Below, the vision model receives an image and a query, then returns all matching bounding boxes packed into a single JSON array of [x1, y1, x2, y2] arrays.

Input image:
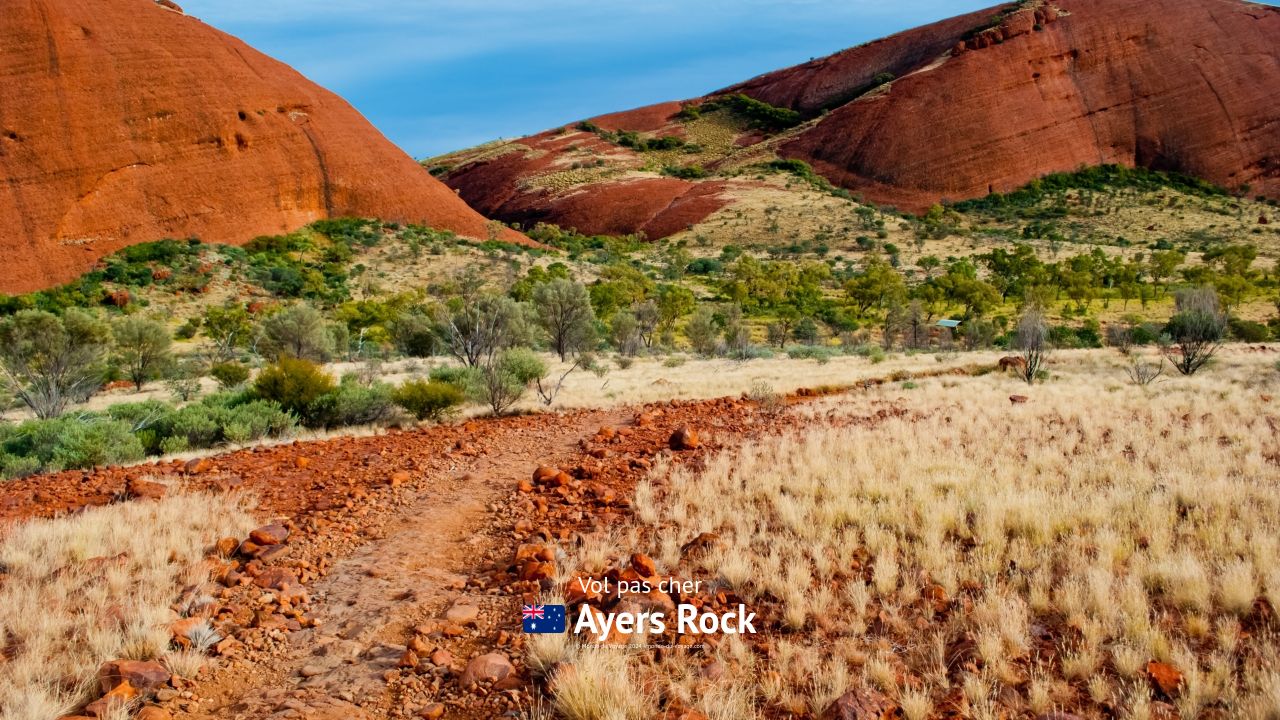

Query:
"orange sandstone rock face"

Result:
[[780, 0, 1280, 212], [0, 0, 527, 293], [442, 0, 1280, 231]]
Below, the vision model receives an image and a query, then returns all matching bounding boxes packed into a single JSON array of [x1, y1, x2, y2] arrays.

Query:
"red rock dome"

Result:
[[0, 0, 529, 293], [439, 0, 1280, 233]]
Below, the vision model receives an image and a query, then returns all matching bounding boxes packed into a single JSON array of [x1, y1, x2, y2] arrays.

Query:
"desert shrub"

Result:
[[390, 311, 438, 357], [0, 452, 41, 479], [1229, 318, 1270, 342], [429, 365, 481, 391], [104, 395, 293, 454], [392, 379, 466, 422], [1105, 324, 1133, 353], [0, 416, 144, 477], [165, 377, 202, 402], [174, 318, 201, 340], [167, 404, 222, 448], [1163, 287, 1227, 375], [309, 376, 398, 428], [787, 345, 837, 364], [113, 316, 173, 391], [0, 309, 113, 419], [1129, 322, 1163, 346], [1048, 324, 1102, 349], [210, 361, 250, 389], [705, 93, 802, 131], [793, 317, 821, 345], [532, 279, 597, 361], [662, 165, 708, 180], [685, 258, 723, 275], [252, 357, 336, 421], [473, 348, 546, 415]]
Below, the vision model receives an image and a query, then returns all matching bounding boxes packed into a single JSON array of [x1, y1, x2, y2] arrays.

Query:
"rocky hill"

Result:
[[0, 0, 527, 294], [433, 0, 1280, 239]]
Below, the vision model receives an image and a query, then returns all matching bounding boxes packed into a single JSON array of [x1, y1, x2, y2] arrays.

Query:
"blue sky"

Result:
[[182, 1, 997, 159]]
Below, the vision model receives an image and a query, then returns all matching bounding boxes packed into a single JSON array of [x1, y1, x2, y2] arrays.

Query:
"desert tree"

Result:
[[609, 311, 642, 357], [767, 305, 801, 349], [437, 295, 528, 368], [685, 307, 719, 356], [531, 279, 596, 362], [655, 285, 696, 335], [1162, 287, 1226, 376], [259, 304, 334, 362], [0, 309, 112, 419], [202, 304, 253, 361], [1014, 306, 1049, 385], [633, 300, 660, 349], [113, 315, 173, 391], [722, 304, 752, 359]]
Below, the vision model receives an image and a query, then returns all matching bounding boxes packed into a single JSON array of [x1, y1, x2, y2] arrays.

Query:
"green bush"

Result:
[[167, 397, 294, 450], [0, 416, 144, 477], [429, 365, 481, 391], [786, 345, 837, 363], [1129, 322, 1163, 346], [309, 376, 398, 428], [705, 93, 802, 131], [662, 165, 708, 180], [392, 379, 466, 421], [210, 361, 251, 389], [252, 357, 337, 422], [472, 348, 547, 415], [686, 258, 723, 275], [0, 452, 41, 479], [1229, 318, 1271, 342]]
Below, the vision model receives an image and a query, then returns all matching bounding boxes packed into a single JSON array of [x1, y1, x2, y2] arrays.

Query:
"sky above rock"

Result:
[[181, 0, 1000, 158]]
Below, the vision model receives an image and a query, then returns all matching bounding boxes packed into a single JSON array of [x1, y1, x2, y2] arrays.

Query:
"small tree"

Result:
[[722, 305, 752, 359], [532, 279, 597, 361], [685, 307, 718, 356], [438, 295, 528, 368], [113, 315, 173, 391], [1162, 287, 1226, 376], [610, 312, 642, 357], [259, 304, 334, 362], [474, 347, 546, 415], [0, 309, 112, 419], [1015, 307, 1049, 385], [203, 304, 253, 361]]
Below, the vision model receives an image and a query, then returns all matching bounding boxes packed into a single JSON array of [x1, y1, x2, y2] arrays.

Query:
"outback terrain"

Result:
[[1, 0, 1279, 719], [2, 349, 1278, 720]]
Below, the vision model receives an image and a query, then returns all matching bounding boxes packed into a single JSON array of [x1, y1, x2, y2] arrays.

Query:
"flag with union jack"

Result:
[[522, 603, 566, 633]]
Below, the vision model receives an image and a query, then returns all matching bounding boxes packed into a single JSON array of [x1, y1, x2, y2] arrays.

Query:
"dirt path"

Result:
[[188, 408, 631, 719]]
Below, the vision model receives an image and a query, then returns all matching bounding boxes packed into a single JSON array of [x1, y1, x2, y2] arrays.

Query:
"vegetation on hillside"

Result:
[[0, 167, 1277, 478]]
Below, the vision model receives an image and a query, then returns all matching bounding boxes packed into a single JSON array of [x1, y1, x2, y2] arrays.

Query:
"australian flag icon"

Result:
[[522, 603, 566, 633]]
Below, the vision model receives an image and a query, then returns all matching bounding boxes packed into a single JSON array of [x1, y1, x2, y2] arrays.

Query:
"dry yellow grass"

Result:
[[0, 487, 255, 719], [555, 347, 1280, 718]]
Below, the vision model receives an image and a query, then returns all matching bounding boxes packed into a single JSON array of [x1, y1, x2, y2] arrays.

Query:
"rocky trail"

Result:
[[1, 394, 786, 719], [198, 408, 632, 719]]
